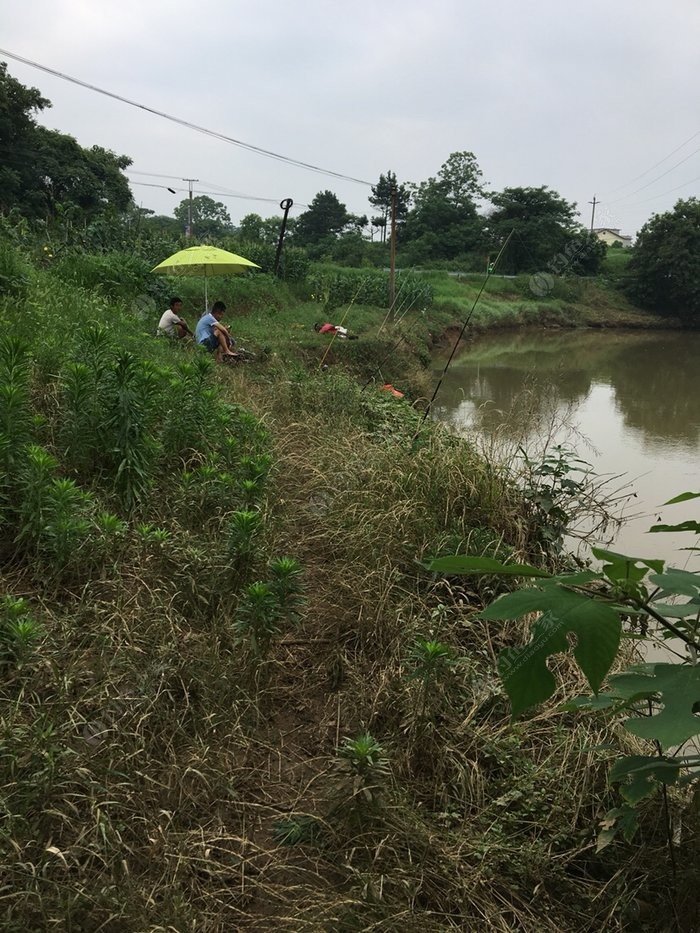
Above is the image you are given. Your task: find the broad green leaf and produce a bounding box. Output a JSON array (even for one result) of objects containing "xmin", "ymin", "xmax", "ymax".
[
  {"xmin": 591, "ymin": 547, "xmax": 664, "ymax": 575},
  {"xmin": 648, "ymin": 568, "xmax": 700, "ymax": 598},
  {"xmin": 426, "ymin": 556, "xmax": 551, "ymax": 577},
  {"xmin": 663, "ymin": 492, "xmax": 700, "ymax": 505},
  {"xmin": 609, "ymin": 664, "xmax": 700, "ymax": 750},
  {"xmin": 609, "ymin": 755, "xmax": 681, "ymax": 804},
  {"xmin": 490, "ymin": 585, "xmax": 621, "ymax": 715},
  {"xmin": 650, "ymin": 600, "xmax": 700, "ymax": 619},
  {"xmin": 597, "ymin": 805, "xmax": 639, "ymax": 851},
  {"xmin": 551, "ymin": 570, "xmax": 601, "ymax": 585},
  {"xmin": 648, "ymin": 521, "xmax": 700, "ymax": 534}
]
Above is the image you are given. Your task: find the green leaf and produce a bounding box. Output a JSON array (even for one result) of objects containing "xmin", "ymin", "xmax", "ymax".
[
  {"xmin": 489, "ymin": 585, "xmax": 621, "ymax": 715},
  {"xmin": 650, "ymin": 600, "xmax": 700, "ymax": 619},
  {"xmin": 648, "ymin": 568, "xmax": 700, "ymax": 598},
  {"xmin": 648, "ymin": 521, "xmax": 700, "ymax": 534},
  {"xmin": 591, "ymin": 546, "xmax": 664, "ymax": 583},
  {"xmin": 597, "ymin": 805, "xmax": 639, "ymax": 852},
  {"xmin": 609, "ymin": 664, "xmax": 700, "ymax": 750},
  {"xmin": 552, "ymin": 570, "xmax": 601, "ymax": 585},
  {"xmin": 591, "ymin": 547, "xmax": 664, "ymax": 574},
  {"xmin": 663, "ymin": 492, "xmax": 700, "ymax": 505},
  {"xmin": 609, "ymin": 755, "xmax": 681, "ymax": 803},
  {"xmin": 426, "ymin": 556, "xmax": 551, "ymax": 577}
]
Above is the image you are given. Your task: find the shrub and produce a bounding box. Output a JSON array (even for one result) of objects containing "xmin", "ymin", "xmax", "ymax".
[
  {"xmin": 308, "ymin": 268, "xmax": 433, "ymax": 311},
  {"xmin": 0, "ymin": 241, "xmax": 32, "ymax": 298}
]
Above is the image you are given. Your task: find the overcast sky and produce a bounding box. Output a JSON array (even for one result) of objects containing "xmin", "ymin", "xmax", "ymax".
[{"xmin": 2, "ymin": 0, "xmax": 699, "ymax": 236}]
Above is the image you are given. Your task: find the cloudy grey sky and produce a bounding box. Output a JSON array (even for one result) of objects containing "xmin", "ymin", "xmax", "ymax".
[{"xmin": 2, "ymin": 0, "xmax": 699, "ymax": 235}]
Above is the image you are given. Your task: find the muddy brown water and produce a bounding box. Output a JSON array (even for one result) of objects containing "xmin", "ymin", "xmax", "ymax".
[{"xmin": 433, "ymin": 328, "xmax": 700, "ymax": 662}]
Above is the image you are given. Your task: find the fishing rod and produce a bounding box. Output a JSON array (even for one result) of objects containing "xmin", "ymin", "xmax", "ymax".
[
  {"xmin": 411, "ymin": 229, "xmax": 515, "ymax": 441},
  {"xmin": 360, "ymin": 307, "xmax": 426, "ymax": 392},
  {"xmin": 318, "ymin": 281, "xmax": 365, "ymax": 370}
]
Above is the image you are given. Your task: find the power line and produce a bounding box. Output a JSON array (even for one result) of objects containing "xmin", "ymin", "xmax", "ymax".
[
  {"xmin": 601, "ymin": 128, "xmax": 700, "ymax": 197},
  {"xmin": 603, "ymin": 143, "xmax": 700, "ymax": 206},
  {"xmin": 0, "ymin": 47, "xmax": 372, "ymax": 186},
  {"xmin": 608, "ymin": 173, "xmax": 700, "ymax": 210},
  {"xmin": 127, "ymin": 170, "xmax": 184, "ymax": 181},
  {"xmin": 129, "ymin": 180, "xmax": 307, "ymax": 208}
]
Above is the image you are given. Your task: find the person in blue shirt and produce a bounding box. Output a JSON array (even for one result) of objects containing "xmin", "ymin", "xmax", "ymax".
[{"xmin": 194, "ymin": 301, "xmax": 236, "ymax": 362}]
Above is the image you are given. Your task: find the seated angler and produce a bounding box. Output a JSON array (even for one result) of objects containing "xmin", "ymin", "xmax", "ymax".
[
  {"xmin": 194, "ymin": 301, "xmax": 236, "ymax": 362},
  {"xmin": 157, "ymin": 296, "xmax": 191, "ymax": 338}
]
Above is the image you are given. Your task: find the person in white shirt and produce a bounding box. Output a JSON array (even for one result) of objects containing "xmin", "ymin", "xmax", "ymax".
[{"xmin": 157, "ymin": 297, "xmax": 191, "ymax": 339}]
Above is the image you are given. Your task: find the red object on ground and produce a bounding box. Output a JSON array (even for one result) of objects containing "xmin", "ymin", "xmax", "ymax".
[
  {"xmin": 381, "ymin": 383, "xmax": 404, "ymax": 398},
  {"xmin": 318, "ymin": 323, "xmax": 337, "ymax": 334}
]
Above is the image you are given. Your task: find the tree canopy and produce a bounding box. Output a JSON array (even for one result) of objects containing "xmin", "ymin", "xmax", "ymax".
[
  {"xmin": 294, "ymin": 190, "xmax": 352, "ymax": 246},
  {"xmin": 486, "ymin": 186, "xmax": 603, "ymax": 275},
  {"xmin": 173, "ymin": 195, "xmax": 232, "ymax": 239},
  {"xmin": 401, "ymin": 151, "xmax": 485, "ymax": 262},
  {"xmin": 627, "ymin": 198, "xmax": 700, "ymax": 322},
  {"xmin": 0, "ymin": 62, "xmax": 132, "ymax": 222},
  {"xmin": 368, "ymin": 171, "xmax": 410, "ymax": 242}
]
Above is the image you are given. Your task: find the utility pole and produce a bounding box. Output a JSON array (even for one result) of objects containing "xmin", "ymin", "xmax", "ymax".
[
  {"xmin": 588, "ymin": 194, "xmax": 598, "ymax": 234},
  {"xmin": 183, "ymin": 178, "xmax": 199, "ymax": 238},
  {"xmin": 274, "ymin": 198, "xmax": 294, "ymax": 277},
  {"xmin": 389, "ymin": 184, "xmax": 397, "ymax": 322}
]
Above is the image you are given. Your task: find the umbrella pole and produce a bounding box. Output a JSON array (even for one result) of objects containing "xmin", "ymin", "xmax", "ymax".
[{"xmin": 205, "ymin": 276, "xmax": 208, "ymax": 311}]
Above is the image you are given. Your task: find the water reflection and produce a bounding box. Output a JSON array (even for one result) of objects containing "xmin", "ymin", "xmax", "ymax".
[
  {"xmin": 436, "ymin": 330, "xmax": 700, "ymax": 451},
  {"xmin": 434, "ymin": 328, "xmax": 700, "ymax": 568}
]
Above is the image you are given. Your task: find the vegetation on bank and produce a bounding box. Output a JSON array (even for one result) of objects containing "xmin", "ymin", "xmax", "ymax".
[
  {"xmin": 0, "ymin": 231, "xmax": 696, "ymax": 931},
  {"xmin": 2, "ymin": 59, "xmax": 699, "ymax": 932}
]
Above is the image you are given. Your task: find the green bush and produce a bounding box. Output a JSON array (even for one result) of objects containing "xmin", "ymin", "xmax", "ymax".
[
  {"xmin": 52, "ymin": 250, "xmax": 155, "ymax": 301},
  {"xmin": 308, "ymin": 267, "xmax": 433, "ymax": 311},
  {"xmin": 0, "ymin": 241, "xmax": 32, "ymax": 298}
]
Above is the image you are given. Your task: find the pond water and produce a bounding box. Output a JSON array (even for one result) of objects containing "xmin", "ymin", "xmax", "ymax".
[{"xmin": 433, "ymin": 328, "xmax": 700, "ymax": 569}]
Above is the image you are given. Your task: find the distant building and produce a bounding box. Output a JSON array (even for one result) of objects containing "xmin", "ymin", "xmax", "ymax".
[{"xmin": 592, "ymin": 227, "xmax": 633, "ymax": 248}]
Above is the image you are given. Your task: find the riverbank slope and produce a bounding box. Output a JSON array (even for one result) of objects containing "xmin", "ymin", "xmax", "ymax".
[{"xmin": 0, "ymin": 243, "xmax": 689, "ymax": 931}]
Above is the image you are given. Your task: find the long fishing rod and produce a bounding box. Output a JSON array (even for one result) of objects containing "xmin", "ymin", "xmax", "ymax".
[
  {"xmin": 412, "ymin": 229, "xmax": 515, "ymax": 438},
  {"xmin": 360, "ymin": 308, "xmax": 426, "ymax": 392},
  {"xmin": 318, "ymin": 281, "xmax": 365, "ymax": 370},
  {"xmin": 377, "ymin": 270, "xmax": 417, "ymax": 335}
]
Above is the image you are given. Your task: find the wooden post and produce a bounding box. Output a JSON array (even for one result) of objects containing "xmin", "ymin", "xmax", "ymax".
[{"xmin": 389, "ymin": 184, "xmax": 397, "ymax": 322}]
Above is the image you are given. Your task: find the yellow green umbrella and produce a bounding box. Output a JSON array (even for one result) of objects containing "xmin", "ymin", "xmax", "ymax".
[{"xmin": 151, "ymin": 245, "xmax": 260, "ymax": 308}]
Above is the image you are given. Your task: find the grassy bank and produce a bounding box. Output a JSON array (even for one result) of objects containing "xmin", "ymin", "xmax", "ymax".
[{"xmin": 0, "ymin": 243, "xmax": 691, "ymax": 930}]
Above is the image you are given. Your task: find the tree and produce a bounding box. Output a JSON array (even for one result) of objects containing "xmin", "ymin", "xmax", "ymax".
[
  {"xmin": 401, "ymin": 151, "xmax": 486, "ymax": 262},
  {"xmin": 485, "ymin": 186, "xmax": 603, "ymax": 275},
  {"xmin": 0, "ymin": 62, "xmax": 132, "ymax": 221},
  {"xmin": 173, "ymin": 195, "xmax": 232, "ymax": 239},
  {"xmin": 235, "ymin": 213, "xmax": 291, "ymax": 245},
  {"xmin": 294, "ymin": 190, "xmax": 351, "ymax": 246},
  {"xmin": 236, "ymin": 213, "xmax": 266, "ymax": 241},
  {"xmin": 626, "ymin": 199, "xmax": 700, "ymax": 322},
  {"xmin": 368, "ymin": 171, "xmax": 410, "ymax": 243}
]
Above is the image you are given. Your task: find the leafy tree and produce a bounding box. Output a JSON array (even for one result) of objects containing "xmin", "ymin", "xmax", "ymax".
[
  {"xmin": 434, "ymin": 151, "xmax": 486, "ymax": 207},
  {"xmin": 486, "ymin": 186, "xmax": 602, "ymax": 275},
  {"xmin": 173, "ymin": 195, "xmax": 232, "ymax": 239},
  {"xmin": 0, "ymin": 62, "xmax": 132, "ymax": 222},
  {"xmin": 236, "ymin": 212, "xmax": 294, "ymax": 245},
  {"xmin": 236, "ymin": 213, "xmax": 266, "ymax": 241},
  {"xmin": 368, "ymin": 171, "xmax": 410, "ymax": 242},
  {"xmin": 143, "ymin": 213, "xmax": 183, "ymax": 238},
  {"xmin": 626, "ymin": 198, "xmax": 700, "ymax": 322},
  {"xmin": 294, "ymin": 190, "xmax": 351, "ymax": 246},
  {"xmin": 402, "ymin": 152, "xmax": 486, "ymax": 262}
]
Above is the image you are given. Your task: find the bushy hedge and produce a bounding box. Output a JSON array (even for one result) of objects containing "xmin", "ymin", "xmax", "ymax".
[
  {"xmin": 50, "ymin": 250, "xmax": 163, "ymax": 302},
  {"xmin": 220, "ymin": 238, "xmax": 310, "ymax": 282},
  {"xmin": 308, "ymin": 268, "xmax": 433, "ymax": 311}
]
